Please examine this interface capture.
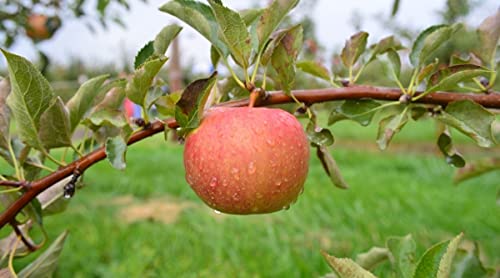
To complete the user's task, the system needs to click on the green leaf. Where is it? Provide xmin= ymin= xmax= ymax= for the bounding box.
xmin=307 ymin=122 xmax=334 ymax=146
xmin=341 ymin=31 xmax=369 ymax=68
xmin=270 ymin=24 xmax=303 ymax=94
xmin=377 ymin=108 xmax=409 ymax=150
xmin=386 ymin=49 xmax=402 ymax=79
xmin=92 ymin=86 xmax=126 ymax=113
xmin=368 ymin=35 xmax=403 ymax=62
xmin=86 ymin=109 xmax=128 ymax=128
xmin=413 ymin=233 xmax=463 ymax=278
xmin=256 ymin=0 xmax=299 ymax=52
xmin=0 ymin=77 xmax=10 ymax=150
xmin=105 ymin=136 xmax=127 ymax=170
xmin=476 ymin=10 xmax=500 ymax=66
xmin=126 ymin=56 xmax=168 ymax=106
xmin=18 ymin=231 xmax=69 ymax=278
xmin=160 ymin=0 xmax=228 ymax=57
xmin=316 ymin=145 xmax=349 ymax=189
xmin=155 ymin=92 xmax=181 ymax=116
xmin=387 ymin=234 xmax=417 ymax=278
xmin=427 ymin=69 xmax=490 ymax=93
xmin=437 ymin=100 xmax=495 ymax=148
xmin=208 ymin=0 xmax=252 ymax=69
xmin=39 ymin=97 xmax=72 ymax=149
xmin=428 ymin=64 xmax=483 ymax=86
xmin=391 ymin=0 xmax=400 ymax=16
xmin=437 ymin=130 xmax=465 ymax=168
xmin=175 ymin=72 xmax=217 ymax=133
xmin=329 ymin=99 xmax=380 ymax=126
xmin=134 ymin=41 xmax=155 ymax=69
xmin=454 ymin=157 xmax=500 ymax=183
xmin=66 ymin=74 xmax=109 ymax=132
xmin=416 ymin=60 xmax=439 ymax=85
xmin=154 ymin=24 xmax=183 ymax=56
xmin=322 ymin=251 xmax=376 ymax=278
xmin=410 ymin=25 xmax=452 ymax=67
xmin=241 ymin=8 xmax=263 ymax=26
xmin=297 ymin=60 xmax=331 ymax=81
xmin=355 ymin=247 xmax=390 ymax=271
xmin=210 ymin=45 xmax=221 ymax=67
xmin=1 ymin=49 xmax=54 ymax=151
xmin=451 ymin=243 xmax=494 ymax=278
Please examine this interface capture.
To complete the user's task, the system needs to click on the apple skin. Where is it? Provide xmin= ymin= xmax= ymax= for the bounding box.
xmin=184 ymin=107 xmax=310 ymax=214
xmin=25 ymin=14 xmax=60 ymax=41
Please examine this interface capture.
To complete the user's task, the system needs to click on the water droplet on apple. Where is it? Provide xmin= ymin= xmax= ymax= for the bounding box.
xmin=282 ymin=205 xmax=290 ymax=211
xmin=247 ymin=161 xmax=256 ymax=174
xmin=209 ymin=177 xmax=217 ymax=187
xmin=266 ymin=139 xmax=275 ymax=146
xmin=231 ymin=168 xmax=240 ymax=180
xmin=232 ymin=193 xmax=240 ymax=201
xmin=275 ymin=180 xmax=282 ymax=187
xmin=213 ymin=210 xmax=221 ymax=214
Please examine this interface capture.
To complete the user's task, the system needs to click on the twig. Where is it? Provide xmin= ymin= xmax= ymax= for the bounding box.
xmin=10 ymin=222 xmax=39 ymax=252
xmin=0 ymin=86 xmax=499 ymax=228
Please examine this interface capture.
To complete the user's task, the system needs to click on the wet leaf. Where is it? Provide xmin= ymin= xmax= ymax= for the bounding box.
xmin=134 ymin=41 xmax=155 ymax=69
xmin=209 ymin=0 xmax=251 ymax=68
xmin=175 ymin=72 xmax=217 ymax=133
xmin=126 ymin=56 xmax=168 ymax=106
xmin=18 ymin=231 xmax=69 ymax=278
xmin=427 ymin=69 xmax=490 ymax=93
xmin=322 ymin=251 xmax=376 ymax=277
xmin=328 ymin=99 xmax=380 ymax=126
xmin=154 ymin=24 xmax=182 ymax=55
xmin=160 ymin=0 xmax=228 ymax=57
xmin=341 ymin=31 xmax=369 ymax=68
xmin=316 ymin=145 xmax=349 ymax=189
xmin=437 ymin=130 xmax=465 ymax=168
xmin=307 ymin=122 xmax=334 ymax=146
xmin=1 ymin=49 xmax=54 ymax=151
xmin=256 ymin=0 xmax=299 ymax=52
xmin=436 ymin=100 xmax=495 ymax=148
xmin=66 ymin=74 xmax=109 ymax=132
xmin=0 ymin=77 xmax=10 ymax=150
xmin=297 ymin=60 xmax=331 ymax=81
xmin=105 ymin=136 xmax=127 ymax=170
xmin=410 ymin=25 xmax=451 ymax=67
xmin=413 ymin=233 xmax=463 ymax=278
xmin=476 ymin=10 xmax=500 ymax=66
xmin=355 ymin=247 xmax=390 ymax=271
xmin=39 ymin=97 xmax=72 ymax=149
xmin=376 ymin=109 xmax=408 ymax=150
xmin=386 ymin=234 xmax=416 ymax=278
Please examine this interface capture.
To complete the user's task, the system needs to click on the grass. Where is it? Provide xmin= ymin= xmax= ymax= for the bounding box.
xmin=4 ymin=118 xmax=500 ymax=277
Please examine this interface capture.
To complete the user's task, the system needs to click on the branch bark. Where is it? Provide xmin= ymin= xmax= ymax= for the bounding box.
xmin=0 ymin=85 xmax=499 ymax=228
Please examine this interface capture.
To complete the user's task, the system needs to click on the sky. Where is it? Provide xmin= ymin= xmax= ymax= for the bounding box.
xmin=2 ymin=0 xmax=499 ymax=72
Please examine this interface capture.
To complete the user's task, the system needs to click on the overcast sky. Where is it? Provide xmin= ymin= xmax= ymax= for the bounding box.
xmin=2 ymin=0 xmax=498 ymax=72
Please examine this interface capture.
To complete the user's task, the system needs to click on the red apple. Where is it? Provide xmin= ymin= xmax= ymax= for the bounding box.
xmin=183 ymin=107 xmax=310 ymax=214
xmin=25 ymin=14 xmax=61 ymax=41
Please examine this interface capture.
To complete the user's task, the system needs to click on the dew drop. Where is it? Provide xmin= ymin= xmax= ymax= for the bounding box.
xmin=266 ymin=138 xmax=275 ymax=146
xmin=209 ymin=177 xmax=218 ymax=187
xmin=275 ymin=180 xmax=282 ymax=187
xmin=213 ymin=210 xmax=221 ymax=214
xmin=247 ymin=161 xmax=256 ymax=174
xmin=231 ymin=168 xmax=240 ymax=180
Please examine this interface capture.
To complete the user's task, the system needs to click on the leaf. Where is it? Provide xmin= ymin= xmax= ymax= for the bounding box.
xmin=105 ymin=136 xmax=127 ymax=170
xmin=328 ymin=99 xmax=380 ymax=126
xmin=154 ymin=24 xmax=183 ymax=55
xmin=270 ymin=24 xmax=303 ymax=94
xmin=355 ymin=247 xmax=390 ymax=271
xmin=18 ymin=231 xmax=69 ymax=278
xmin=386 ymin=49 xmax=402 ymax=79
xmin=368 ymin=36 xmax=403 ymax=62
xmin=428 ymin=64 xmax=483 ymax=86
xmin=175 ymin=72 xmax=217 ymax=133
xmin=427 ymin=69 xmax=490 ymax=93
xmin=86 ymin=109 xmax=128 ymax=128
xmin=391 ymin=0 xmax=400 ymax=16
xmin=297 ymin=60 xmax=331 ymax=81
xmin=66 ymin=74 xmax=109 ymax=132
xmin=413 ymin=233 xmax=463 ymax=278
xmin=39 ymin=97 xmax=72 ymax=149
xmin=316 ymin=145 xmax=349 ymax=189
xmin=387 ymin=234 xmax=417 ymax=278
xmin=126 ymin=56 xmax=168 ymax=106
xmin=410 ymin=25 xmax=451 ymax=67
xmin=436 ymin=100 xmax=495 ymax=148
xmin=454 ymin=157 xmax=500 ymax=183
xmin=256 ymin=0 xmax=299 ymax=52
xmin=37 ymin=176 xmax=72 ymax=215
xmin=134 ymin=41 xmax=155 ymax=69
xmin=241 ymin=8 xmax=263 ymax=26
xmin=210 ymin=45 xmax=221 ymax=67
xmin=376 ymin=109 xmax=408 ymax=150
xmin=416 ymin=60 xmax=439 ymax=85
xmin=307 ymin=122 xmax=334 ymax=146
xmin=0 ymin=77 xmax=10 ymax=150
xmin=476 ymin=10 xmax=500 ymax=65
xmin=159 ymin=0 xmax=228 ymax=57
xmin=341 ymin=31 xmax=369 ymax=68
xmin=437 ymin=130 xmax=465 ymax=168
xmin=1 ymin=49 xmax=54 ymax=151
xmin=92 ymin=86 xmax=126 ymax=113
xmin=155 ymin=91 xmax=182 ymax=116
xmin=451 ymin=243 xmax=494 ymax=278
xmin=322 ymin=251 xmax=376 ymax=278
xmin=208 ymin=0 xmax=252 ymax=68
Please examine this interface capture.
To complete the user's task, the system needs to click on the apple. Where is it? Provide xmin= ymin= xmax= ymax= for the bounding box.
xmin=25 ymin=14 xmax=61 ymax=41
xmin=183 ymin=107 xmax=310 ymax=214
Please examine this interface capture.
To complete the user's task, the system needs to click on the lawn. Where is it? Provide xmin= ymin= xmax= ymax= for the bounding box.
xmin=6 ymin=117 xmax=500 ymax=277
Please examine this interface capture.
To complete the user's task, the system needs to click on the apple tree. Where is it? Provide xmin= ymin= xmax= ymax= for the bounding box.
xmin=0 ymin=0 xmax=499 ymax=276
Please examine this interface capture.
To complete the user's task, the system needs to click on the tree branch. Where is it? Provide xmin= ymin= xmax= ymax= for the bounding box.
xmin=0 ymin=85 xmax=499 ymax=228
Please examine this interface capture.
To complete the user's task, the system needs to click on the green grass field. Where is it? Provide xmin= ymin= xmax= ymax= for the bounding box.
xmin=7 ymin=118 xmax=500 ymax=277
